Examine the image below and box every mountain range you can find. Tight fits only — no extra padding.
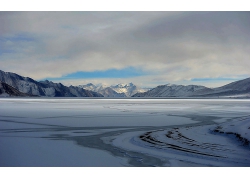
[132,78,250,98]
[0,70,147,97]
[0,70,103,97]
[0,69,249,98]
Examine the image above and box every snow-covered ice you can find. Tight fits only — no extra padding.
[0,98,249,166]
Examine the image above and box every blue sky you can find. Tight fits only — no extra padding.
[0,11,250,88]
[43,67,147,81]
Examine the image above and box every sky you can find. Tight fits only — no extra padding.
[0,11,250,88]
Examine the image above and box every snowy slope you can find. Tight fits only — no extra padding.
[207,78,250,97]
[79,83,102,92]
[0,81,33,97]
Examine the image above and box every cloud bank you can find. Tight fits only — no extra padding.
[0,12,249,87]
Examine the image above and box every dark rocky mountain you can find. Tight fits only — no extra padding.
[0,70,103,97]
[0,81,34,97]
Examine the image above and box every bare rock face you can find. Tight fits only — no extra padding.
[0,81,34,97]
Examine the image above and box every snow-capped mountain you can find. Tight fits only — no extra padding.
[78,83,126,97]
[78,82,149,97]
[110,83,148,97]
[133,78,250,98]
[0,70,103,97]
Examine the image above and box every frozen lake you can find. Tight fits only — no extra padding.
[0,98,250,166]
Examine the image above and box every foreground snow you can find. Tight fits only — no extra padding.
[0,98,249,166]
[213,117,250,145]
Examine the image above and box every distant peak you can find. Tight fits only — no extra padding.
[113,83,135,88]
[96,83,108,87]
[40,79,51,83]
[117,83,126,86]
[86,83,94,86]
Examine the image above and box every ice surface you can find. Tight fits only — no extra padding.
[0,98,250,166]
[0,136,128,167]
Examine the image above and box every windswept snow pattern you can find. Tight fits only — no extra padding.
[0,98,250,166]
[111,124,250,166]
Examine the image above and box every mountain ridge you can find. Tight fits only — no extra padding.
[132,78,250,98]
